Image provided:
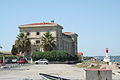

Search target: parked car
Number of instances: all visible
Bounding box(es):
[18,59,28,64]
[12,59,18,63]
[5,59,12,64]
[0,60,3,64]
[35,59,48,64]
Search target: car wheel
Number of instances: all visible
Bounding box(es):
[44,62,48,65]
[35,62,38,64]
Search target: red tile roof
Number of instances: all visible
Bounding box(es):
[77,52,83,55]
[24,22,53,26]
[63,32,78,36]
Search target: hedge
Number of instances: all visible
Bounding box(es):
[31,50,78,61]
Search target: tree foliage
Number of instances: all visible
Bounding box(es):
[11,33,31,56]
[11,45,18,55]
[40,32,56,51]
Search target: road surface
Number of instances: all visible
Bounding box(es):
[0,64,120,80]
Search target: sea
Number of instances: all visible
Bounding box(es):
[94,56,120,62]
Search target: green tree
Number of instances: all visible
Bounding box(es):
[40,32,56,51]
[11,45,18,55]
[13,33,31,57]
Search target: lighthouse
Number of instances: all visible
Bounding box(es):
[106,48,109,57]
[103,48,110,62]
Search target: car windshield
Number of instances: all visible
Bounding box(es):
[39,59,47,61]
[20,59,27,61]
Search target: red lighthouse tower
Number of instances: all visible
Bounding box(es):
[103,48,110,62]
[106,48,109,57]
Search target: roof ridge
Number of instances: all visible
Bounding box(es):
[24,22,53,25]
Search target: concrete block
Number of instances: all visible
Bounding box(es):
[85,69,112,80]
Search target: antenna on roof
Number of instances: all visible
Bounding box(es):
[51,20,54,23]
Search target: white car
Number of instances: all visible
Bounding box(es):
[35,59,48,64]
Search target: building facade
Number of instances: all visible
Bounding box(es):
[19,22,78,55]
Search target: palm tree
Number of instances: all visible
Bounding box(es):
[14,33,31,57]
[11,45,18,55]
[40,32,56,51]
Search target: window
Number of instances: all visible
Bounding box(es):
[27,32,29,36]
[35,48,39,52]
[36,40,40,44]
[36,32,39,35]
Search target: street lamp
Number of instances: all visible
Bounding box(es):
[0,45,2,53]
[0,46,5,66]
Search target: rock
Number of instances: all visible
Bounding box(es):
[88,63,98,67]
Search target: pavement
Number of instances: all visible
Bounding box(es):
[0,64,120,80]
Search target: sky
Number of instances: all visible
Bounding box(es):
[0,0,120,56]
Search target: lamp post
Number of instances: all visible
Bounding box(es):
[0,46,5,65]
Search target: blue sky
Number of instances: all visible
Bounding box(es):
[0,0,120,56]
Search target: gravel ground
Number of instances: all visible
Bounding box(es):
[0,64,120,80]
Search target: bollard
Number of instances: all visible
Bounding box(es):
[85,69,112,80]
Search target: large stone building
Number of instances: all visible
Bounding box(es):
[19,22,78,55]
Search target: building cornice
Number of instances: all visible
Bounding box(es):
[18,22,63,29]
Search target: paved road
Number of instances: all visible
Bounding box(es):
[0,64,85,80]
[0,64,120,80]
